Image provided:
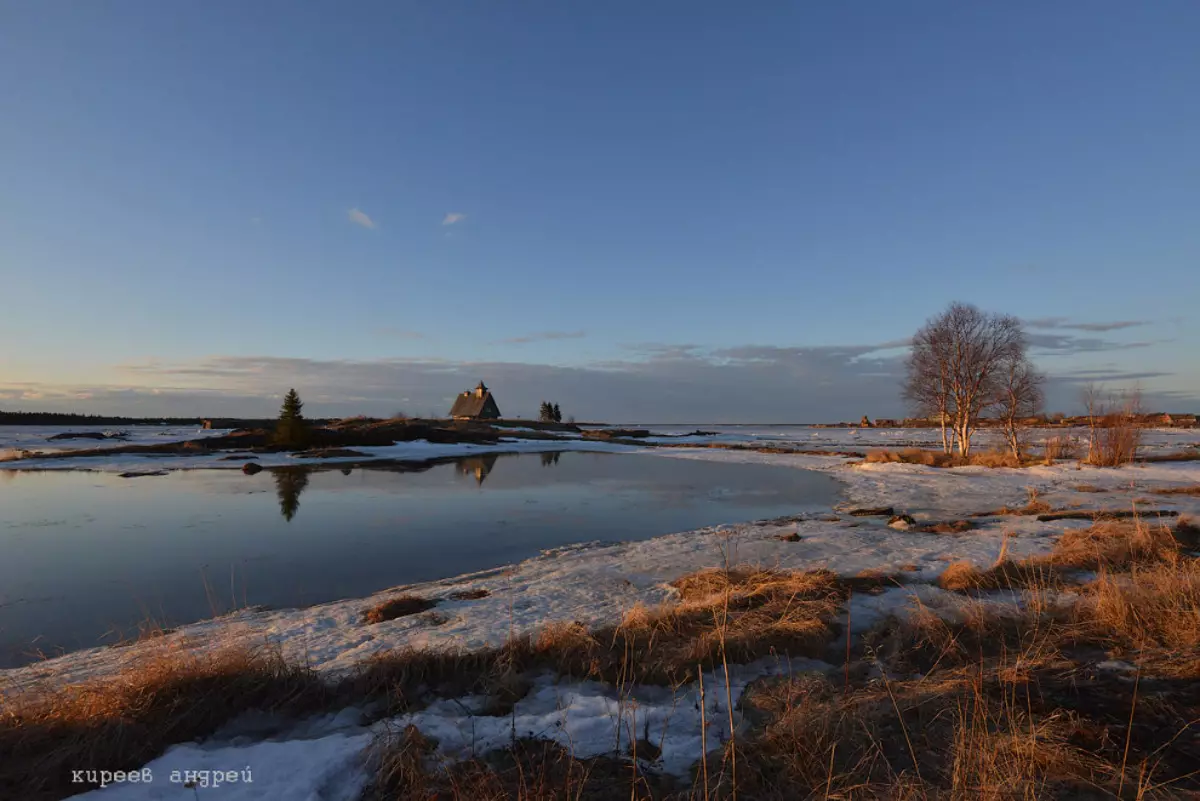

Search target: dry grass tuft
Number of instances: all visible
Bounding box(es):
[1089,560,1200,653]
[968,449,1026,469]
[0,645,328,800]
[914,519,976,534]
[1043,435,1079,463]
[363,728,677,800]
[364,595,438,624]
[1050,517,1179,569]
[866,448,1033,469]
[937,560,987,591]
[736,669,1125,800]
[1142,450,1200,463]
[939,516,1184,594]
[1071,484,1109,493]
[1150,485,1200,497]
[866,448,956,467]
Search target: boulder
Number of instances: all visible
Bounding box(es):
[888,514,917,530]
[242,463,263,475]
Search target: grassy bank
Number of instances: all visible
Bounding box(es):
[7,508,1200,799]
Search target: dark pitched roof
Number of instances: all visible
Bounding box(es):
[449,388,502,419]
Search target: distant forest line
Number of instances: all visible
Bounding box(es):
[0,411,289,427]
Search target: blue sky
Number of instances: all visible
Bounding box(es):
[2,2,1197,421]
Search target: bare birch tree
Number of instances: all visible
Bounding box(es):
[903,318,954,454]
[903,302,1027,458]
[994,353,1044,459]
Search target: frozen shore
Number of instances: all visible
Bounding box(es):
[5,429,1200,800]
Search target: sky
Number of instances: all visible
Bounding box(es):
[1,2,1198,422]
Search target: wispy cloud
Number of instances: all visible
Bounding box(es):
[347,208,376,229]
[442,212,467,226]
[1027,333,1156,355]
[498,331,586,344]
[372,327,426,340]
[1025,317,1149,333]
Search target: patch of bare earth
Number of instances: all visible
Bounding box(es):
[364,595,439,624]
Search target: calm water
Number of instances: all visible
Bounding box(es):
[0,451,839,666]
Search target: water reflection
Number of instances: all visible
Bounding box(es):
[0,451,841,666]
[454,453,500,486]
[274,467,311,522]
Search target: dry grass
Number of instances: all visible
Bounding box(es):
[913,519,976,534]
[1042,435,1079,463]
[363,727,681,800]
[975,487,1053,517]
[1149,485,1200,496]
[347,567,848,717]
[1142,450,1200,463]
[364,595,438,624]
[865,448,1031,469]
[866,448,956,467]
[938,515,1186,595]
[354,540,1200,800]
[1071,484,1109,493]
[1087,416,1143,467]
[1090,560,1200,653]
[735,670,1133,800]
[0,645,328,800]
[968,449,1027,468]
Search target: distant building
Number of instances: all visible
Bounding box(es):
[449,381,502,420]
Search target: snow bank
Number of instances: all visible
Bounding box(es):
[69,730,373,800]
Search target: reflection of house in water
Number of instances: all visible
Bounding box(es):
[454,453,499,486]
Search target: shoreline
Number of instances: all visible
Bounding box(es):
[6,442,1200,800]
[8,445,1200,690]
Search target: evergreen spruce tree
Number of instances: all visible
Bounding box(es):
[552,403,562,423]
[275,388,309,447]
[539,401,553,422]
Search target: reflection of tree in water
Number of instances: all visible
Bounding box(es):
[540,451,561,467]
[453,453,499,486]
[274,467,311,522]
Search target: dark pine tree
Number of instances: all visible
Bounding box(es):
[539,401,554,423]
[552,403,562,423]
[275,388,309,448]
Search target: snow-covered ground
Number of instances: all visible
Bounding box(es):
[3,423,1195,473]
[3,426,1199,799]
[636,423,1200,456]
